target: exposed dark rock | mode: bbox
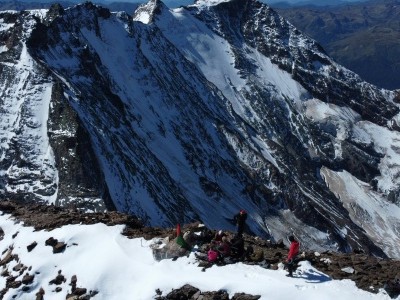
[73,287,87,296]
[27,241,37,252]
[0,201,142,232]
[35,287,45,300]
[49,273,66,285]
[22,274,34,285]
[12,263,24,272]
[45,237,58,247]
[0,248,16,266]
[232,293,261,300]
[53,242,66,253]
[1,269,9,277]
[164,284,199,299]
[6,276,21,289]
[45,3,64,24]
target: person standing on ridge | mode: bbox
[233,209,247,236]
[285,235,300,277]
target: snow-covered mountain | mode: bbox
[1,0,400,258]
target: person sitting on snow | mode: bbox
[217,236,231,260]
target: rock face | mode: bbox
[0,0,400,257]
[155,284,261,300]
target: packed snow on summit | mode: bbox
[0,213,396,300]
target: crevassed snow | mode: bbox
[303,98,361,125]
[321,167,400,258]
[351,121,400,194]
[303,98,362,158]
[0,213,395,300]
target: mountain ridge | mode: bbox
[0,200,399,299]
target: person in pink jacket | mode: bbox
[286,235,300,277]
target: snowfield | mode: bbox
[0,213,396,300]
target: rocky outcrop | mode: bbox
[155,284,261,300]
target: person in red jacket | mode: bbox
[285,235,300,277]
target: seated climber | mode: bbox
[214,230,226,242]
[216,236,231,260]
[230,234,245,259]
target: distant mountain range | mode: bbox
[273,0,400,90]
[268,0,362,8]
[0,0,140,12]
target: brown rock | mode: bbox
[12,263,24,272]
[70,275,77,284]
[0,249,15,266]
[53,242,66,253]
[232,293,261,300]
[73,287,87,296]
[7,279,21,289]
[22,274,34,284]
[35,287,45,300]
[49,274,65,285]
[1,269,9,277]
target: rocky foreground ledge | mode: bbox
[0,201,400,299]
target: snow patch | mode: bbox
[321,167,400,258]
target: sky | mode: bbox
[0,212,397,300]
[265,0,367,3]
[132,0,369,7]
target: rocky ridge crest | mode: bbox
[0,201,399,299]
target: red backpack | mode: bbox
[207,249,218,262]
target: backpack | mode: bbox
[207,249,218,262]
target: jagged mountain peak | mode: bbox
[192,0,237,8]
[133,0,167,24]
